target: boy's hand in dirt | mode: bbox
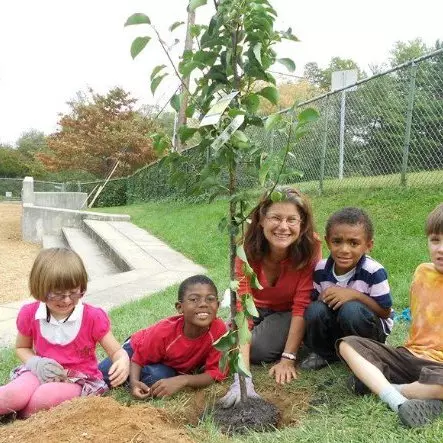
[131,380,151,399]
[269,358,297,384]
[150,376,187,398]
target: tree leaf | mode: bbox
[258,158,272,186]
[169,21,185,32]
[150,73,167,95]
[237,353,252,378]
[264,113,282,131]
[298,107,320,123]
[188,0,207,12]
[170,93,182,113]
[213,330,236,351]
[218,216,228,233]
[185,104,196,118]
[270,190,283,202]
[236,244,248,263]
[235,311,251,345]
[251,273,263,290]
[243,293,259,317]
[253,42,262,65]
[277,57,296,72]
[219,352,229,372]
[258,86,279,105]
[242,94,260,114]
[125,13,151,26]
[179,126,198,143]
[230,280,240,291]
[131,36,151,59]
[150,64,167,81]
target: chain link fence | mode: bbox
[285,48,443,194]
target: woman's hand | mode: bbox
[269,358,297,384]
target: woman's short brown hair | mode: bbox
[29,248,88,301]
[243,186,318,269]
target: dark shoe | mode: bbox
[300,352,329,370]
[398,399,443,428]
[346,375,371,396]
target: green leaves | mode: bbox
[150,73,167,95]
[125,13,151,26]
[170,93,182,113]
[277,57,296,72]
[258,86,279,105]
[264,113,282,131]
[169,21,185,32]
[236,244,248,263]
[243,94,260,114]
[235,311,251,345]
[298,107,320,123]
[150,65,167,80]
[213,330,236,351]
[178,126,198,143]
[270,190,283,202]
[188,0,207,12]
[130,36,151,59]
[253,43,262,65]
[243,293,259,317]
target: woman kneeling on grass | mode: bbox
[220,186,321,407]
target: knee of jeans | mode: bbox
[337,301,371,327]
[304,300,330,322]
[141,364,177,386]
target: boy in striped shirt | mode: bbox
[301,207,393,370]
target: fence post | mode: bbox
[319,96,330,195]
[401,63,418,186]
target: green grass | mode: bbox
[2,185,443,442]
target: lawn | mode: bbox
[1,185,442,442]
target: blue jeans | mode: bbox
[98,339,177,387]
[304,300,386,361]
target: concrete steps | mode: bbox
[62,227,120,279]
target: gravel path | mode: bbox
[0,202,40,303]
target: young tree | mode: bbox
[126,0,318,431]
[39,87,160,178]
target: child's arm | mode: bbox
[100,332,130,387]
[321,286,391,318]
[128,361,151,399]
[15,332,35,363]
[150,373,214,398]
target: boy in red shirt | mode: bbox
[99,275,227,398]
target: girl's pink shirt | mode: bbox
[16,301,110,379]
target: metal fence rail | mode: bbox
[0,178,65,200]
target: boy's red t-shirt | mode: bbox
[130,315,227,381]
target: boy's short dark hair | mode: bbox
[325,207,374,240]
[426,203,443,236]
[178,275,218,302]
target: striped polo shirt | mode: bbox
[312,255,394,334]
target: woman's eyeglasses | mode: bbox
[265,215,302,227]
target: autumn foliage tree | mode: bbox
[40,87,160,178]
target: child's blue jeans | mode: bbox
[98,339,177,387]
[304,300,387,361]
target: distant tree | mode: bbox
[39,87,161,178]
[303,57,365,90]
[0,145,33,177]
[258,79,320,115]
[16,130,47,159]
[389,38,429,66]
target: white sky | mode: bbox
[0,0,442,146]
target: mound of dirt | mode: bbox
[0,396,194,443]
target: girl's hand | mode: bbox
[150,376,187,398]
[108,354,130,387]
[131,380,151,399]
[269,358,298,384]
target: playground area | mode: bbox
[0,203,39,304]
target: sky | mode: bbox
[0,0,442,146]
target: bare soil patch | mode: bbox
[0,203,39,304]
[0,396,195,443]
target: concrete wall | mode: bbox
[22,204,131,243]
[34,192,87,210]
